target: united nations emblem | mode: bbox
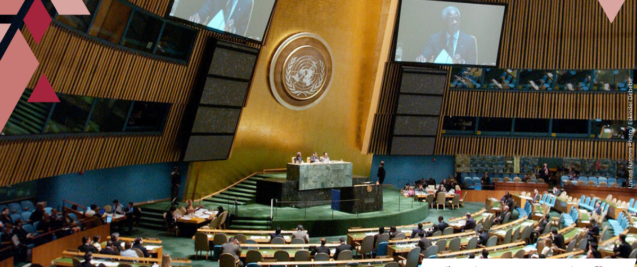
[269,33,333,110]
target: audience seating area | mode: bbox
[561,176,634,188]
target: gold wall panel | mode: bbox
[186,0,388,197]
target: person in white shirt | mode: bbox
[320,152,330,163]
[112,200,125,215]
[91,235,102,251]
[85,204,97,217]
[120,241,139,257]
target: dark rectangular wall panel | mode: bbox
[393,116,439,136]
[208,47,258,79]
[181,40,259,162]
[200,77,250,107]
[183,135,235,161]
[191,107,241,134]
[396,95,443,116]
[400,71,447,95]
[390,137,436,155]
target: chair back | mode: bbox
[632,240,637,250]
[566,239,576,252]
[587,181,596,186]
[271,237,286,244]
[448,237,461,252]
[404,248,421,267]
[431,231,441,237]
[452,195,460,206]
[208,215,222,229]
[274,250,290,261]
[314,253,329,261]
[577,239,588,251]
[442,227,453,236]
[424,245,438,258]
[384,262,399,267]
[219,211,228,226]
[498,251,512,258]
[360,235,375,255]
[220,253,237,267]
[213,233,228,246]
[104,205,112,213]
[376,241,389,257]
[234,234,247,243]
[245,250,262,264]
[466,237,478,250]
[194,232,210,251]
[513,177,522,183]
[337,250,353,260]
[486,236,498,247]
[512,227,520,241]
[72,258,80,267]
[294,250,311,261]
[435,239,446,251]
[503,177,511,182]
[375,233,389,248]
[627,248,637,259]
[426,194,434,205]
[503,212,511,224]
[291,238,305,244]
[132,248,144,258]
[536,240,545,254]
[436,192,446,205]
[513,249,525,258]
[503,229,512,244]
[576,180,585,186]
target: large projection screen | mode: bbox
[168,0,276,41]
[395,0,506,66]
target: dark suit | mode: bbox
[418,237,432,251]
[410,228,425,239]
[222,242,243,267]
[333,243,352,259]
[99,247,118,255]
[196,0,254,36]
[422,31,477,64]
[78,244,97,253]
[270,233,283,240]
[112,240,122,251]
[552,234,565,249]
[377,166,386,184]
[478,232,490,246]
[310,245,331,256]
[436,221,449,232]
[494,211,509,225]
[133,243,149,257]
[614,242,632,258]
[126,207,142,231]
[0,214,12,225]
[463,218,476,231]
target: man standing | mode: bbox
[539,163,549,180]
[171,167,181,205]
[377,161,386,185]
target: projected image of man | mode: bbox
[188,0,254,36]
[416,6,477,65]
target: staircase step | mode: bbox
[235,184,257,190]
[226,187,256,194]
[218,192,253,201]
[204,199,246,206]
[208,194,249,203]
[138,223,165,231]
[241,180,258,186]
[140,216,165,224]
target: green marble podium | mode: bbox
[287,162,353,191]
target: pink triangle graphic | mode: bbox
[28,74,59,103]
[598,0,625,23]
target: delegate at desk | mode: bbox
[294,152,334,164]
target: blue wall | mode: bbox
[1,162,188,209]
[368,155,455,189]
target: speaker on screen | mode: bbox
[390,137,436,155]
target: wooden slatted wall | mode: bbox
[371,0,636,159]
[0,0,260,187]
